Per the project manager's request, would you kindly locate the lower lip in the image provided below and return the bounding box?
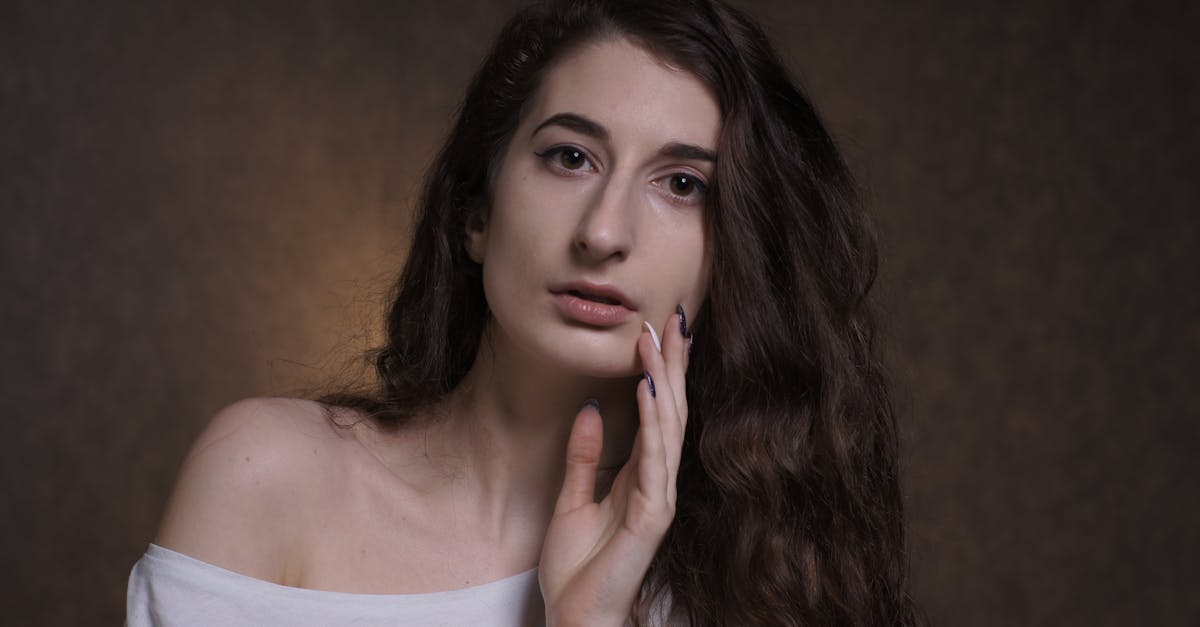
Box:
[553,293,634,327]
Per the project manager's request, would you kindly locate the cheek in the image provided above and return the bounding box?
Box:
[483,187,538,260]
[647,222,710,307]
[481,225,538,299]
[487,179,584,264]
[480,181,567,292]
[691,246,712,303]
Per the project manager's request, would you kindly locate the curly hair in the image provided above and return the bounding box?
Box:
[321,1,920,624]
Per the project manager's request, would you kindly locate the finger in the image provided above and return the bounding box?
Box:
[663,306,690,425]
[634,369,668,506]
[643,320,663,352]
[553,400,604,515]
[643,317,691,506]
[638,330,681,502]
[641,322,682,452]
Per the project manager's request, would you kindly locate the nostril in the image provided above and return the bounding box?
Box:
[574,224,630,261]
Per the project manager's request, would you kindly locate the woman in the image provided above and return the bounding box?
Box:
[128,0,919,625]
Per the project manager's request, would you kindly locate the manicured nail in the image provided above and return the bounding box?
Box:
[643,320,662,352]
[644,372,656,397]
[582,398,600,411]
[676,304,688,336]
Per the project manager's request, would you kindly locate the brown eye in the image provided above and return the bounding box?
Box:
[657,172,709,206]
[559,148,587,170]
[670,174,697,195]
[536,146,594,173]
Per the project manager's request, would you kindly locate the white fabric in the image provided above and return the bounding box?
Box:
[125,544,544,627]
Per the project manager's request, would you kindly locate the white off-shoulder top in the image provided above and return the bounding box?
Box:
[125,544,544,626]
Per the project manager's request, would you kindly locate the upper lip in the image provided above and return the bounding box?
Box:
[550,281,638,310]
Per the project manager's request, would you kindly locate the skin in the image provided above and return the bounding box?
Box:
[155,36,718,625]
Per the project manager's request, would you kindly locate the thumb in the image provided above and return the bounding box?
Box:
[554,399,604,515]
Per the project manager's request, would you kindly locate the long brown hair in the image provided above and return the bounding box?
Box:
[322,1,919,624]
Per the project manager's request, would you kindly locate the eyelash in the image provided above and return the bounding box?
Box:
[535,145,597,174]
[533,145,710,206]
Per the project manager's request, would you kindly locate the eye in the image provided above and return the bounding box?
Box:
[535,145,596,173]
[557,148,588,170]
[658,173,709,205]
[669,174,699,196]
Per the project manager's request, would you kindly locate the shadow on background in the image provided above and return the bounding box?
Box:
[2,1,1197,624]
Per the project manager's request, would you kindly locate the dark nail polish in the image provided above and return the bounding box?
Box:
[644,372,656,398]
[676,304,688,336]
[582,398,600,411]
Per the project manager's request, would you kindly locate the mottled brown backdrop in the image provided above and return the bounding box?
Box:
[2,1,1197,625]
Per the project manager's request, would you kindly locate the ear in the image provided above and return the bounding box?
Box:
[464,210,488,264]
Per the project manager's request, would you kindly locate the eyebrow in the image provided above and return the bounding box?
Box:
[533,112,608,141]
[531,112,717,163]
[659,142,717,163]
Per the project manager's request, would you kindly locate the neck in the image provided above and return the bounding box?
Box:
[393,322,640,541]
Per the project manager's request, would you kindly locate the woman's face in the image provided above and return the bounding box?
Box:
[467,36,718,377]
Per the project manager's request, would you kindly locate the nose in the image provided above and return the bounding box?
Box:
[573,174,635,263]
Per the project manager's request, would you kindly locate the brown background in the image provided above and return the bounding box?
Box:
[2,1,1197,625]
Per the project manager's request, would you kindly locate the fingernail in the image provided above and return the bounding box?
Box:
[644,372,656,398]
[582,398,600,411]
[676,304,687,336]
[643,320,662,352]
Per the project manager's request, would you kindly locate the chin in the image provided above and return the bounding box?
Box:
[485,311,644,379]
[531,325,643,379]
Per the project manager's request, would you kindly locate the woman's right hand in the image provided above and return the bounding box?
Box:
[538,311,692,627]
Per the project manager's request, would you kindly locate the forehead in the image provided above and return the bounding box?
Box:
[523,37,721,150]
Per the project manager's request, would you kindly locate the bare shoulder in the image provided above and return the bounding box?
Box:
[155,396,359,581]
